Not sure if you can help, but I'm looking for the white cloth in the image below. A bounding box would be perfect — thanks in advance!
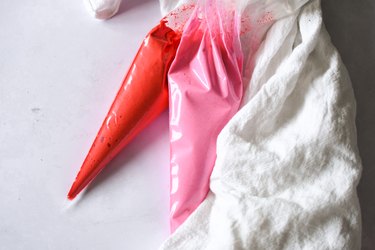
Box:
[84,0,122,19]
[159,0,362,249]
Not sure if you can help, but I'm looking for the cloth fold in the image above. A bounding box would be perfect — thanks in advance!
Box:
[159,0,362,248]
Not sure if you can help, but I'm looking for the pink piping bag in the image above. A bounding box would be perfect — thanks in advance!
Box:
[166,0,292,231]
[168,0,244,231]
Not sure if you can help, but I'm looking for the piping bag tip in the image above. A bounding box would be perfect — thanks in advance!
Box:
[67,182,82,201]
[67,185,77,200]
[67,190,77,201]
[67,174,92,201]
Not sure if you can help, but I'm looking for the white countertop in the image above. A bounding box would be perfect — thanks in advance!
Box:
[0,0,170,249]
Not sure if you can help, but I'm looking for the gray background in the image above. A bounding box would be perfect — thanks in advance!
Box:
[322,0,375,249]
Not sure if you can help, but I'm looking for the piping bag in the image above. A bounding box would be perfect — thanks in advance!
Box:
[67,18,183,200]
[168,0,244,231]
[167,0,291,231]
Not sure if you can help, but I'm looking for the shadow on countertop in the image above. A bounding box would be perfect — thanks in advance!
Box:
[322,1,375,249]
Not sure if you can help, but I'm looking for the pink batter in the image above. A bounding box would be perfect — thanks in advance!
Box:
[168,1,243,232]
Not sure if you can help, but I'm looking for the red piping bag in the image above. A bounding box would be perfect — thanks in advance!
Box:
[68,20,181,200]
